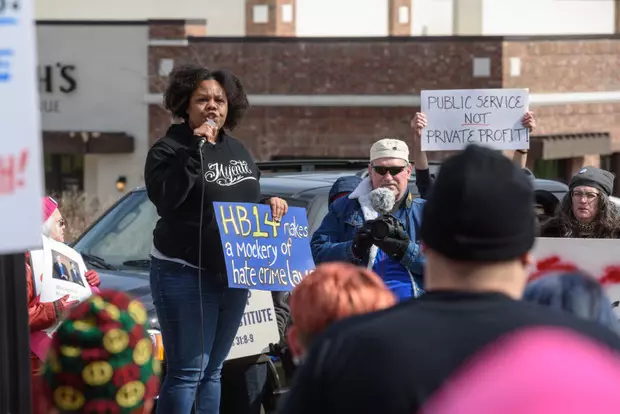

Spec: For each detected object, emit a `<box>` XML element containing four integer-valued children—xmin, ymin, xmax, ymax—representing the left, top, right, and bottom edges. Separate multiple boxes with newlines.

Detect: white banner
<box><xmin>225</xmin><ymin>290</ymin><xmax>281</xmax><ymax>360</ymax></box>
<box><xmin>0</xmin><ymin>0</ymin><xmax>45</xmax><ymax>253</ymax></box>
<box><xmin>30</xmin><ymin>236</ymin><xmax>92</xmax><ymax>336</ymax></box>
<box><xmin>421</xmin><ymin>88</ymin><xmax>529</xmax><ymax>152</ymax></box>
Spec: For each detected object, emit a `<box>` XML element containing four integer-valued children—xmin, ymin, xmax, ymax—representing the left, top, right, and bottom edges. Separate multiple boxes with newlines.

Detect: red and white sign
<box><xmin>0</xmin><ymin>0</ymin><xmax>45</xmax><ymax>253</ymax></box>
<box><xmin>531</xmin><ymin>238</ymin><xmax>620</xmax><ymax>306</ymax></box>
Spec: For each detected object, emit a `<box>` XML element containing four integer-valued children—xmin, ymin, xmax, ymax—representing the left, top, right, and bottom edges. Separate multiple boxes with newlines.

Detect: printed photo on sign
<box><xmin>226</xmin><ymin>290</ymin><xmax>280</xmax><ymax>360</ymax></box>
<box><xmin>30</xmin><ymin>235</ymin><xmax>92</xmax><ymax>336</ymax></box>
<box><xmin>51</xmin><ymin>251</ymin><xmax>85</xmax><ymax>287</ymax></box>
<box><xmin>214</xmin><ymin>202</ymin><xmax>315</xmax><ymax>291</ymax></box>
<box><xmin>421</xmin><ymin>88</ymin><xmax>529</xmax><ymax>152</ymax></box>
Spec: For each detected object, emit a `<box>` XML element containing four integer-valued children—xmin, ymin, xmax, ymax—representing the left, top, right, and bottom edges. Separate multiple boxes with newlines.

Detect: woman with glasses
<box><xmin>541</xmin><ymin>167</ymin><xmax>620</xmax><ymax>238</ymax></box>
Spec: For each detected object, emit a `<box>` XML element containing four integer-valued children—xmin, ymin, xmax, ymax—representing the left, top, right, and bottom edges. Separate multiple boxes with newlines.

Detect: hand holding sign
<box><xmin>266</xmin><ymin>197</ymin><xmax>288</xmax><ymax>222</ymax></box>
<box><xmin>214</xmin><ymin>202</ymin><xmax>315</xmax><ymax>291</ymax></box>
<box><xmin>55</xmin><ymin>294</ymin><xmax>79</xmax><ymax>315</ymax></box>
<box><xmin>522</xmin><ymin>111</ymin><xmax>536</xmax><ymax>133</ymax></box>
<box><xmin>410</xmin><ymin>112</ymin><xmax>427</xmax><ymax>140</ymax></box>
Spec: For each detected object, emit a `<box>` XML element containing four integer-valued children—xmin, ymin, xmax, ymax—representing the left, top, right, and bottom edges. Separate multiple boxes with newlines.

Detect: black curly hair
<box><xmin>163</xmin><ymin>63</ymin><xmax>249</xmax><ymax>131</ymax></box>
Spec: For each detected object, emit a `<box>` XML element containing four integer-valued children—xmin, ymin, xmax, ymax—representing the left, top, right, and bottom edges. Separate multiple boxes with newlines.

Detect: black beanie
<box><xmin>569</xmin><ymin>166</ymin><xmax>615</xmax><ymax>196</ymax></box>
<box><xmin>421</xmin><ymin>144</ymin><xmax>536</xmax><ymax>262</ymax></box>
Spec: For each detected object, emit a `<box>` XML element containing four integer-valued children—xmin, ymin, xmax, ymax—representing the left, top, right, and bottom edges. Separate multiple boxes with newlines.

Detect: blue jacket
<box><xmin>329</xmin><ymin>176</ymin><xmax>364</xmax><ymax>204</ymax></box>
<box><xmin>311</xmin><ymin>184</ymin><xmax>426</xmax><ymax>284</ymax></box>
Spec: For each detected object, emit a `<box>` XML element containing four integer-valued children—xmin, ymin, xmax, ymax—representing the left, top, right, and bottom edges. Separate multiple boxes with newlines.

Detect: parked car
<box><xmin>70</xmin><ymin>159</ymin><xmax>569</xmax><ymax>410</ymax></box>
<box><xmin>71</xmin><ymin>160</ymin><xmax>396</xmax><ymax>411</ymax></box>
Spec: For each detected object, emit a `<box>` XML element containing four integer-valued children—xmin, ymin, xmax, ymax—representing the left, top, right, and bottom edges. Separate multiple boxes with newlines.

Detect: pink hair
<box><xmin>290</xmin><ymin>262</ymin><xmax>397</xmax><ymax>340</ymax></box>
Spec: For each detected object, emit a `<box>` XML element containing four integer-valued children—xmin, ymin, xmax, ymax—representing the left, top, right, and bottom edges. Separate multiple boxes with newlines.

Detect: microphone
<box><xmin>198</xmin><ymin>119</ymin><xmax>218</xmax><ymax>149</ymax></box>
<box><xmin>370</xmin><ymin>187</ymin><xmax>396</xmax><ymax>216</ymax></box>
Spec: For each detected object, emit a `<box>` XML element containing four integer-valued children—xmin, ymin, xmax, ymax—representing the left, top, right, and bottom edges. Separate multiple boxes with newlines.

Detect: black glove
<box><xmin>352</xmin><ymin>224</ymin><xmax>374</xmax><ymax>260</ymax></box>
<box><xmin>373</xmin><ymin>227</ymin><xmax>410</xmax><ymax>261</ymax></box>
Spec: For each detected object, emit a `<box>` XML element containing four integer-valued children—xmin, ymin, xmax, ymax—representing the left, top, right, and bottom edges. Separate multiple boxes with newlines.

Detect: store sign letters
<box><xmin>38</xmin><ymin>62</ymin><xmax>77</xmax><ymax>114</ymax></box>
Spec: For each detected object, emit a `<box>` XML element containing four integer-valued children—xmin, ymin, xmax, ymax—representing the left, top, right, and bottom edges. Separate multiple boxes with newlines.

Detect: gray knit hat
<box><xmin>569</xmin><ymin>167</ymin><xmax>615</xmax><ymax>196</ymax></box>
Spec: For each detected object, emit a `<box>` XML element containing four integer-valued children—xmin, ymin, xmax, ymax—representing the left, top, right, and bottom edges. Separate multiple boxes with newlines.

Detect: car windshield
<box><xmin>308</xmin><ymin>194</ymin><xmax>329</xmax><ymax>236</ymax></box>
<box><xmin>73</xmin><ymin>191</ymin><xmax>158</xmax><ymax>271</ymax></box>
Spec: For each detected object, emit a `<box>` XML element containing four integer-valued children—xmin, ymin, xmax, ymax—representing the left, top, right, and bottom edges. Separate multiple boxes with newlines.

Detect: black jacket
<box><xmin>279</xmin><ymin>291</ymin><xmax>620</xmax><ymax>414</ymax></box>
<box><xmin>144</xmin><ymin>122</ymin><xmax>261</xmax><ymax>274</ymax></box>
<box><xmin>414</xmin><ymin>168</ymin><xmax>433</xmax><ymax>199</ymax></box>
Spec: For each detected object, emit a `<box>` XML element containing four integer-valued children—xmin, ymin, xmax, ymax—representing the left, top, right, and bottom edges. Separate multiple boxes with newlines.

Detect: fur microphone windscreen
<box><xmin>370</xmin><ymin>187</ymin><xmax>396</xmax><ymax>216</ymax></box>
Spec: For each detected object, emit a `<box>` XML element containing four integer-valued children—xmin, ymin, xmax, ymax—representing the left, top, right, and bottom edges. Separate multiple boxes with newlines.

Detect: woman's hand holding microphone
<box><xmin>193</xmin><ymin>119</ymin><xmax>219</xmax><ymax>146</ymax></box>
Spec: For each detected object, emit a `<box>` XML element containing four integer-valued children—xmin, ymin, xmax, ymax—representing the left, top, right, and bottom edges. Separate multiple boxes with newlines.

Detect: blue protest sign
<box><xmin>213</xmin><ymin>202</ymin><xmax>315</xmax><ymax>291</ymax></box>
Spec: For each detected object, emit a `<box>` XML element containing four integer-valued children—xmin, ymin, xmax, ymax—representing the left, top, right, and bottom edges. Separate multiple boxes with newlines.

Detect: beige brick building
<box><xmin>148</xmin><ymin>20</ymin><xmax>620</xmax><ymax>191</ymax></box>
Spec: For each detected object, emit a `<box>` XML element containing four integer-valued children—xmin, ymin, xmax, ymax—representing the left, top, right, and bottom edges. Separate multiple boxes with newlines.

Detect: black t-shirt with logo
<box><xmin>145</xmin><ymin>122</ymin><xmax>261</xmax><ymax>274</ymax></box>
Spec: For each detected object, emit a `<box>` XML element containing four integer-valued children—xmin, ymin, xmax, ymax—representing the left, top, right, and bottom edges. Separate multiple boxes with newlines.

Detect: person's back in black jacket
<box><xmin>278</xmin><ymin>292</ymin><xmax>620</xmax><ymax>414</ymax></box>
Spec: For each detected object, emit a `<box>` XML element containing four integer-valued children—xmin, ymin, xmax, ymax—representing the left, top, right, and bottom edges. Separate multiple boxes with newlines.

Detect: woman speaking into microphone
<box><xmin>144</xmin><ymin>64</ymin><xmax>288</xmax><ymax>414</ymax></box>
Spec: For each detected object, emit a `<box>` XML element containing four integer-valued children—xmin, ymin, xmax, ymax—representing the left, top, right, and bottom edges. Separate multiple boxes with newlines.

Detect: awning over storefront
<box><xmin>530</xmin><ymin>132</ymin><xmax>611</xmax><ymax>160</ymax></box>
<box><xmin>43</xmin><ymin>131</ymin><xmax>134</xmax><ymax>154</ymax></box>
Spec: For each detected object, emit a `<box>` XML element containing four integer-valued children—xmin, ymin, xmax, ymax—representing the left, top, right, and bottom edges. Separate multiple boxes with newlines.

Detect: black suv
<box><xmin>71</xmin><ymin>160</ymin><xmax>569</xmax><ymax>410</ymax></box>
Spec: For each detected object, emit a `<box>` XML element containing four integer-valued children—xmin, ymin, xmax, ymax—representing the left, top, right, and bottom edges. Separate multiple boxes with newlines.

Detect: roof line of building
<box><xmin>144</xmin><ymin>90</ymin><xmax>620</xmax><ymax>107</ymax></box>
<box><xmin>32</xmin><ymin>20</ymin><xmax>620</xmax><ymax>41</ymax></box>
<box><xmin>187</xmin><ymin>34</ymin><xmax>620</xmax><ymax>43</ymax></box>
<box><xmin>36</xmin><ymin>20</ymin><xmax>150</xmax><ymax>26</ymax></box>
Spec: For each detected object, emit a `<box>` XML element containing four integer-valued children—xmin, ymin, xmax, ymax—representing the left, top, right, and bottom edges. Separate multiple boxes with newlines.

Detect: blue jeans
<box><xmin>150</xmin><ymin>257</ymin><xmax>249</xmax><ymax>414</ymax></box>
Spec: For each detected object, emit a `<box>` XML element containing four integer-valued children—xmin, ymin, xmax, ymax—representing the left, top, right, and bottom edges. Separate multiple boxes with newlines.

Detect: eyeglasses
<box><xmin>572</xmin><ymin>190</ymin><xmax>599</xmax><ymax>202</ymax></box>
<box><xmin>372</xmin><ymin>165</ymin><xmax>406</xmax><ymax>176</ymax></box>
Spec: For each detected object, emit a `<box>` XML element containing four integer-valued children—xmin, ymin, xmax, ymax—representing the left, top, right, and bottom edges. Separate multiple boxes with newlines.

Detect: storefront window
<box><xmin>533</xmin><ymin>159</ymin><xmax>563</xmax><ymax>182</ymax></box>
<box><xmin>601</xmin><ymin>155</ymin><xmax>612</xmax><ymax>171</ymax></box>
<box><xmin>44</xmin><ymin>154</ymin><xmax>84</xmax><ymax>194</ymax></box>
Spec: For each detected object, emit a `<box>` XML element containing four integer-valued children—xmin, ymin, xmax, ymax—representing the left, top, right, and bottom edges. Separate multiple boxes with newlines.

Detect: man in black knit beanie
<box><xmin>279</xmin><ymin>144</ymin><xmax>620</xmax><ymax>414</ymax></box>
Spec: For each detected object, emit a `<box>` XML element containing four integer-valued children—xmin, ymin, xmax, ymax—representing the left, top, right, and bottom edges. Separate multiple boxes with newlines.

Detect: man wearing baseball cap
<box><xmin>311</xmin><ymin>138</ymin><xmax>425</xmax><ymax>301</ymax></box>
<box><xmin>281</xmin><ymin>145</ymin><xmax>620</xmax><ymax>414</ymax></box>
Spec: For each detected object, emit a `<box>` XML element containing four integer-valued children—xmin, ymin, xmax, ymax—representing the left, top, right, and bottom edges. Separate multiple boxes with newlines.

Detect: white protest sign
<box><xmin>29</xmin><ymin>247</ymin><xmax>45</xmax><ymax>294</ymax></box>
<box><xmin>421</xmin><ymin>89</ymin><xmax>530</xmax><ymax>152</ymax></box>
<box><xmin>225</xmin><ymin>290</ymin><xmax>281</xmax><ymax>360</ymax></box>
<box><xmin>531</xmin><ymin>238</ymin><xmax>620</xmax><ymax>311</ymax></box>
<box><xmin>30</xmin><ymin>236</ymin><xmax>92</xmax><ymax>336</ymax></box>
<box><xmin>0</xmin><ymin>0</ymin><xmax>45</xmax><ymax>253</ymax></box>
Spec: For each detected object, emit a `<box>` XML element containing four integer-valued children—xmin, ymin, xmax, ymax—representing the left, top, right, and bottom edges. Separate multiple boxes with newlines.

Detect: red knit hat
<box><xmin>43</xmin><ymin>196</ymin><xmax>58</xmax><ymax>222</ymax></box>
